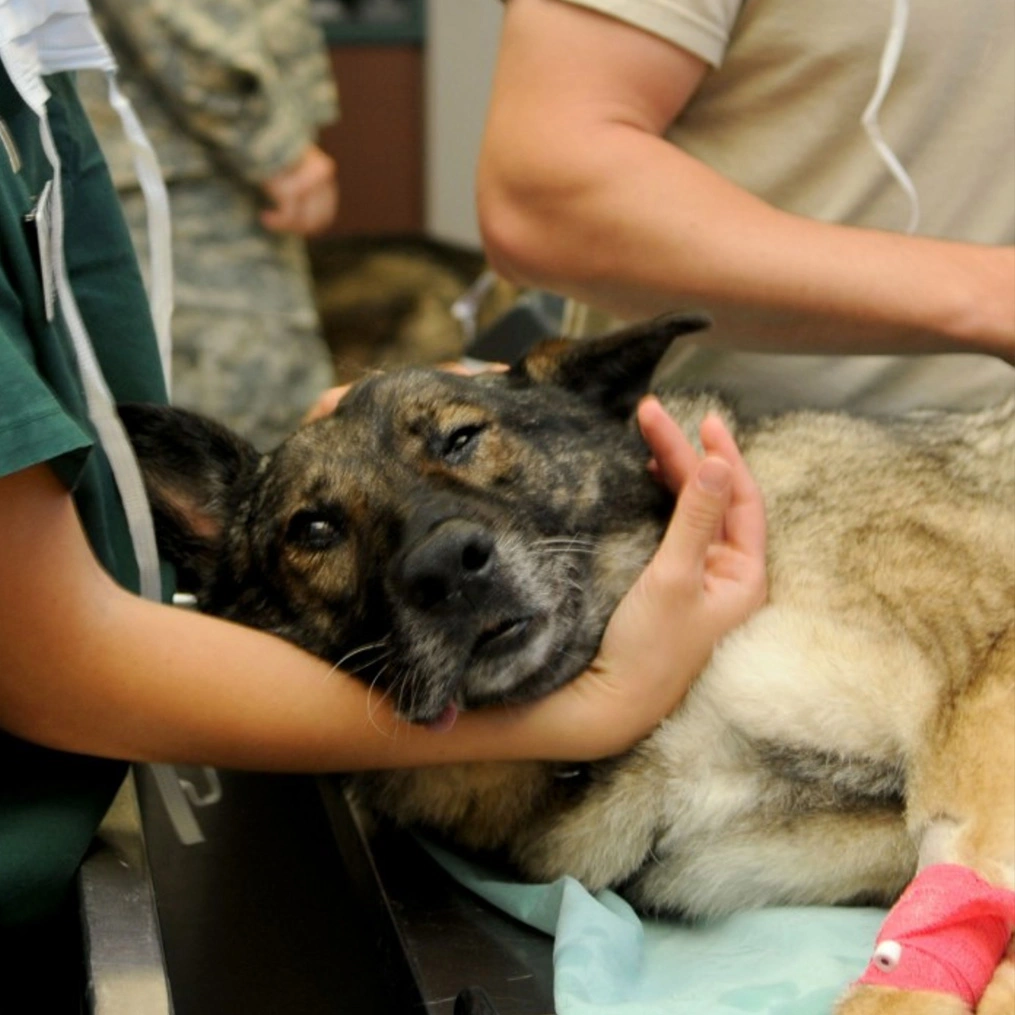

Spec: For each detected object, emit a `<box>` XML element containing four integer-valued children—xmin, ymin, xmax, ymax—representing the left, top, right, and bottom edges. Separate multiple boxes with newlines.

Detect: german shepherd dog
<box><xmin>122</xmin><ymin>317</ymin><xmax>1015</xmax><ymax>1014</ymax></box>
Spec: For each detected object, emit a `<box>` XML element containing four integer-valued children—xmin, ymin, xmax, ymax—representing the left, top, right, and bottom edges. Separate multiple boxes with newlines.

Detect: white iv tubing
<box><xmin>862</xmin><ymin>0</ymin><xmax>921</xmax><ymax>234</ymax></box>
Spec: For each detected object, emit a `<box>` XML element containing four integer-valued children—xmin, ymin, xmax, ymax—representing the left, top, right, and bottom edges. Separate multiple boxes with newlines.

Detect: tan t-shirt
<box><xmin>559</xmin><ymin>0</ymin><xmax>1015</xmax><ymax>415</ymax></box>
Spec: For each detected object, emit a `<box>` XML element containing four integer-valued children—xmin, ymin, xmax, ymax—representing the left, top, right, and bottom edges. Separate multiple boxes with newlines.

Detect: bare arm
<box><xmin>478</xmin><ymin>0</ymin><xmax>1015</xmax><ymax>363</ymax></box>
<box><xmin>0</xmin><ymin>412</ymin><xmax>763</xmax><ymax>769</ymax></box>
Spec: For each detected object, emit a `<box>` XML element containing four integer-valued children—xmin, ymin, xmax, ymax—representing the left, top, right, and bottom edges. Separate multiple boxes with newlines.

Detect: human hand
<box><xmin>302</xmin><ymin>383</ymin><xmax>350</xmax><ymax>424</ymax></box>
<box><xmin>538</xmin><ymin>397</ymin><xmax>767</xmax><ymax>760</ymax></box>
<box><xmin>260</xmin><ymin>144</ymin><xmax>339</xmax><ymax>236</ymax></box>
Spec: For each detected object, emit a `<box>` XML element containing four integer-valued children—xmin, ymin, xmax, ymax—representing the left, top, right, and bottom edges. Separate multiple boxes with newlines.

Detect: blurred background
<box><xmin>306</xmin><ymin>0</ymin><xmax>515</xmax><ymax>382</ymax></box>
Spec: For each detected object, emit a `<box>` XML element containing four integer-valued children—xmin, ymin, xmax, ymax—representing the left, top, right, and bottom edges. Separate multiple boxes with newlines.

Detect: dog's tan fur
<box><xmin>123</xmin><ymin>317</ymin><xmax>1015</xmax><ymax>1013</ymax></box>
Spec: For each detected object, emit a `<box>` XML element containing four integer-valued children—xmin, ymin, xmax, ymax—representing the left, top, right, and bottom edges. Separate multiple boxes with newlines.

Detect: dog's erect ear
<box><xmin>118</xmin><ymin>403</ymin><xmax>260</xmax><ymax>590</ymax></box>
<box><xmin>512</xmin><ymin>313</ymin><xmax>709</xmax><ymax>418</ymax></box>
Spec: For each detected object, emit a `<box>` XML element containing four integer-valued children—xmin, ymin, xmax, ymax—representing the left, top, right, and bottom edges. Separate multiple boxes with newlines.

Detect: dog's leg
<box><xmin>976</xmin><ymin>938</ymin><xmax>1014</xmax><ymax>1015</ymax></box>
<box><xmin>837</xmin><ymin>628</ymin><xmax>1015</xmax><ymax>1015</ymax></box>
<box><xmin>517</xmin><ymin>748</ymin><xmax>918</xmax><ymax>917</ymax></box>
<box><xmin>629</xmin><ymin>806</ymin><xmax>915</xmax><ymax>918</ymax></box>
<box><xmin>511</xmin><ymin>752</ymin><xmax>666</xmax><ymax>893</ymax></box>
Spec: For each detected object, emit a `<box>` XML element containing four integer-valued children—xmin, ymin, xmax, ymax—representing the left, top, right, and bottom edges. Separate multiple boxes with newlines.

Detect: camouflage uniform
<box><xmin>79</xmin><ymin>0</ymin><xmax>339</xmax><ymax>449</ymax></box>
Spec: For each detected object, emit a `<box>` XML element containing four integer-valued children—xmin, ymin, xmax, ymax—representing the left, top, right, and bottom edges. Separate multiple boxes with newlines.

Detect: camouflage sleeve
<box><xmin>94</xmin><ymin>0</ymin><xmax>339</xmax><ymax>186</ymax></box>
<box><xmin>260</xmin><ymin>0</ymin><xmax>341</xmax><ymax>131</ymax></box>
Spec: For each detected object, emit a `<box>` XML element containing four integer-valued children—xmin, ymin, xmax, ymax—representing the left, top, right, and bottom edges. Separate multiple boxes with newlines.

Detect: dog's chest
<box><xmin>641</xmin><ymin>603</ymin><xmax>930</xmax><ymax>838</ymax></box>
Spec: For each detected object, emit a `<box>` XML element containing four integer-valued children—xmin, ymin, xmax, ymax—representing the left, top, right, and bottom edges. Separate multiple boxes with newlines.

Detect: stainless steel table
<box><xmin>89</xmin><ymin>767</ymin><xmax>555</xmax><ymax>1014</ymax></box>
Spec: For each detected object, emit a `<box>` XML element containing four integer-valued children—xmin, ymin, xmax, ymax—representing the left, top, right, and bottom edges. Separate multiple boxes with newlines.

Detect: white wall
<box><xmin>424</xmin><ymin>0</ymin><xmax>503</xmax><ymax>248</ymax></box>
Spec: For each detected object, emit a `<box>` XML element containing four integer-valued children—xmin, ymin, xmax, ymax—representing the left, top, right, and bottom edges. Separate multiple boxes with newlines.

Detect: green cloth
<box><xmin>424</xmin><ymin>839</ymin><xmax>886</xmax><ymax>1014</ymax></box>
<box><xmin>0</xmin><ymin>65</ymin><xmax>168</xmax><ymax>926</ymax></box>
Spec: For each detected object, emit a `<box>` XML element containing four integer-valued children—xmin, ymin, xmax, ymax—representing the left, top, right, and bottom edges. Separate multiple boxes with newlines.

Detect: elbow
<box><xmin>0</xmin><ymin>695</ymin><xmax>83</xmax><ymax>758</ymax></box>
<box><xmin>477</xmin><ymin>145</ymin><xmax>603</xmax><ymax>294</ymax></box>
<box><xmin>477</xmin><ymin>172</ymin><xmax>554</xmax><ymax>290</ymax></box>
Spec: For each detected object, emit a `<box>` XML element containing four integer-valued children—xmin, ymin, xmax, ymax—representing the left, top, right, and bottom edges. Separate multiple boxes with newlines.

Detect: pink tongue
<box><xmin>427</xmin><ymin>703</ymin><xmax>459</xmax><ymax>733</ymax></box>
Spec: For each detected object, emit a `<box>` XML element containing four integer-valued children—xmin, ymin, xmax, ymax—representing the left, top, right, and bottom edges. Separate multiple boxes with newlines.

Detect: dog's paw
<box><xmin>976</xmin><ymin>943</ymin><xmax>1014</xmax><ymax>1015</ymax></box>
<box><xmin>835</xmin><ymin>984</ymin><xmax>969</xmax><ymax>1015</ymax></box>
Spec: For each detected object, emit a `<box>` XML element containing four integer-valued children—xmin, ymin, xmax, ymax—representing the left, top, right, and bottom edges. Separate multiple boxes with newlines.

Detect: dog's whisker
<box><xmin>555</xmin><ymin>647</ymin><xmax>589</xmax><ymax>666</ymax></box>
<box><xmin>532</xmin><ymin>540</ymin><xmax>597</xmax><ymax>554</ymax></box>
<box><xmin>336</xmin><ymin>638</ymin><xmax>393</xmax><ymax>670</ymax></box>
<box><xmin>398</xmin><ymin>663</ymin><xmax>421</xmax><ymax>731</ymax></box>
<box><xmin>534</xmin><ymin>546</ymin><xmax>645</xmax><ymax>569</ymax></box>
<box><xmin>365</xmin><ymin>664</ymin><xmax>396</xmax><ymax>739</ymax></box>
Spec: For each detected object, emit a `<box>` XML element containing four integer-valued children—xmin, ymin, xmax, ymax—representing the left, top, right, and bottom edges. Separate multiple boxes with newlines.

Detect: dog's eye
<box><xmin>439</xmin><ymin>424</ymin><xmax>484</xmax><ymax>463</ymax></box>
<box><xmin>285</xmin><ymin>510</ymin><xmax>344</xmax><ymax>550</ymax></box>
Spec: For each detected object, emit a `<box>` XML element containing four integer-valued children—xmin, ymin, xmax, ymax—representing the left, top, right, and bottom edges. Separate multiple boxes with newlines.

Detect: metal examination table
<box><xmin>82</xmin><ymin>766</ymin><xmax>555</xmax><ymax>1014</ymax></box>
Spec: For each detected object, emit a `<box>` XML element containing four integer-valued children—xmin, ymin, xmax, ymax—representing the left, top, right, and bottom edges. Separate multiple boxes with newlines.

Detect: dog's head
<box><xmin>122</xmin><ymin>315</ymin><xmax>706</xmax><ymax>724</ymax></box>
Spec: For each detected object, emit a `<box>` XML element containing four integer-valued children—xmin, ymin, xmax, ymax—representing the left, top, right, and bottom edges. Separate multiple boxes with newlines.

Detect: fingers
<box><xmin>436</xmin><ymin>360</ymin><xmax>510</xmax><ymax>376</ymax></box>
<box><xmin>260</xmin><ymin>183</ymin><xmax>338</xmax><ymax>234</ymax></box>
<box><xmin>639</xmin><ymin>399</ymin><xmax>766</xmax><ymax>583</ymax></box>
<box><xmin>638</xmin><ymin>397</ymin><xmax>730</xmax><ymax>562</ymax></box>
<box><xmin>259</xmin><ymin>168</ymin><xmax>305</xmax><ymax>232</ymax></box>
<box><xmin>656</xmin><ymin>454</ymin><xmax>734</xmax><ymax>581</ymax></box>
<box><xmin>699</xmin><ymin>413</ymin><xmax>766</xmax><ymax>559</ymax></box>
<box><xmin>637</xmin><ymin>396</ymin><xmax>700</xmax><ymax>492</ymax></box>
<box><xmin>260</xmin><ymin>146</ymin><xmax>339</xmax><ymax>235</ymax></box>
<box><xmin>302</xmin><ymin>384</ymin><xmax>350</xmax><ymax>424</ymax></box>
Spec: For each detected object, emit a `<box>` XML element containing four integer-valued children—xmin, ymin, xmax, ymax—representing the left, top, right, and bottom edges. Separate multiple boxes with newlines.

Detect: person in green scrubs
<box><xmin>0</xmin><ymin>34</ymin><xmax>766</xmax><ymax>1002</ymax></box>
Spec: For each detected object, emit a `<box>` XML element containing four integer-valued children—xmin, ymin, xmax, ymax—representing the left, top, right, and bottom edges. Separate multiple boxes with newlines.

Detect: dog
<box><xmin>122</xmin><ymin>316</ymin><xmax>1015</xmax><ymax>1014</ymax></box>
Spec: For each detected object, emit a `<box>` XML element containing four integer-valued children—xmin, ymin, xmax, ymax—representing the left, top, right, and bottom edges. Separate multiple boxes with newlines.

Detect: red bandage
<box><xmin>856</xmin><ymin>864</ymin><xmax>1015</xmax><ymax>1008</ymax></box>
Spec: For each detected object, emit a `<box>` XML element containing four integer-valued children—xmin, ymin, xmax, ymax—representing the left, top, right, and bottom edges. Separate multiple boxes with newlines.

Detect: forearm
<box><xmin>8</xmin><ymin>575</ymin><xmax>688</xmax><ymax>770</ymax></box>
<box><xmin>1</xmin><ymin>405</ymin><xmax>765</xmax><ymax>772</ymax></box>
<box><xmin>479</xmin><ymin>122</ymin><xmax>1015</xmax><ymax>362</ymax></box>
<box><xmin>62</xmin><ymin>589</ymin><xmax>677</xmax><ymax>767</ymax></box>
<box><xmin>0</xmin><ymin>492</ymin><xmax>517</xmax><ymax>769</ymax></box>
<box><xmin>0</xmin><ymin>466</ymin><xmax>655</xmax><ymax>770</ymax></box>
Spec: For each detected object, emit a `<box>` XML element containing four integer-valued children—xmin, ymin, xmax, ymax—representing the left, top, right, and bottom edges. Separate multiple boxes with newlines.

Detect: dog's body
<box><xmin>123</xmin><ymin>317</ymin><xmax>1015</xmax><ymax>1013</ymax></box>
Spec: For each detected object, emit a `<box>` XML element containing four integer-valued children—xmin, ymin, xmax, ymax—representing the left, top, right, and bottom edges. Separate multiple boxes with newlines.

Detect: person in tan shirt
<box><xmin>479</xmin><ymin>0</ymin><xmax>1014</xmax><ymax>416</ymax></box>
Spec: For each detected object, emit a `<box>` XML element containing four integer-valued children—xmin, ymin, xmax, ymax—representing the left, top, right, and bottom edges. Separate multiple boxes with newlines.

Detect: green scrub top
<box><xmin>0</xmin><ymin>64</ymin><xmax>170</xmax><ymax>927</ymax></box>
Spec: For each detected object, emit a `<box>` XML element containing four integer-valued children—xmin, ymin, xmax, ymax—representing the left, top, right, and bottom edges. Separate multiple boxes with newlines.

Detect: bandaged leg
<box><xmin>837</xmin><ymin>631</ymin><xmax>1015</xmax><ymax>1015</ymax></box>
<box><xmin>856</xmin><ymin>864</ymin><xmax>1015</xmax><ymax>1008</ymax></box>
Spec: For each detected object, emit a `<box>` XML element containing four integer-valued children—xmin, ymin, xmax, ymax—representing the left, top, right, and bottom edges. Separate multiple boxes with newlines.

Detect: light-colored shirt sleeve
<box><xmin>558</xmin><ymin>0</ymin><xmax>744</xmax><ymax>67</ymax></box>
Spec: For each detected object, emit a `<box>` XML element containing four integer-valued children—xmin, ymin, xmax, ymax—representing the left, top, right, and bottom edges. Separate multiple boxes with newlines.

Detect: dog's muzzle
<box><xmin>399</xmin><ymin>518</ymin><xmax>496</xmax><ymax>611</ymax></box>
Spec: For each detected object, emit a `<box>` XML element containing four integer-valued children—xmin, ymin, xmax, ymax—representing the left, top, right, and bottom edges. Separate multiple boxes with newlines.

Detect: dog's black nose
<box><xmin>400</xmin><ymin>519</ymin><xmax>496</xmax><ymax>611</ymax></box>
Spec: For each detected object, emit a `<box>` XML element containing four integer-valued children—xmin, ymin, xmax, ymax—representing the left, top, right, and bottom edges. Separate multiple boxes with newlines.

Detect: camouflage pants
<box><xmin>120</xmin><ymin>177</ymin><xmax>335</xmax><ymax>450</ymax></box>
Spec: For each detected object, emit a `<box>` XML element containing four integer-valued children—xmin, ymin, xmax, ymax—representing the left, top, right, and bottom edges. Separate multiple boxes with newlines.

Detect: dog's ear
<box><xmin>118</xmin><ymin>403</ymin><xmax>260</xmax><ymax>590</ymax></box>
<box><xmin>512</xmin><ymin>313</ymin><xmax>709</xmax><ymax>417</ymax></box>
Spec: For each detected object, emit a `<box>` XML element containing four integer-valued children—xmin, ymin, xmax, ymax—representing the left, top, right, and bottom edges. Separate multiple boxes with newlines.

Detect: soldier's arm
<box><xmin>95</xmin><ymin>0</ymin><xmax>338</xmax><ymax>186</ymax></box>
<box><xmin>259</xmin><ymin>0</ymin><xmax>340</xmax><ymax>131</ymax></box>
<box><xmin>259</xmin><ymin>142</ymin><xmax>339</xmax><ymax>236</ymax></box>
<box><xmin>478</xmin><ymin>0</ymin><xmax>1015</xmax><ymax>363</ymax></box>
<box><xmin>0</xmin><ymin>412</ymin><xmax>761</xmax><ymax>769</ymax></box>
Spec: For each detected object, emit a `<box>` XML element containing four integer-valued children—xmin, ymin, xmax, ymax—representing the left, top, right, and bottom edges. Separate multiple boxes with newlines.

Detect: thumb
<box><xmin>664</xmin><ymin>455</ymin><xmax>732</xmax><ymax>569</ymax></box>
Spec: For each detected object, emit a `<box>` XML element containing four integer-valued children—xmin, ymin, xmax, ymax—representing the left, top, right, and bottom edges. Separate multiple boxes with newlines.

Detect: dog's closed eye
<box><xmin>437</xmin><ymin>423</ymin><xmax>486</xmax><ymax>464</ymax></box>
<box><xmin>284</xmin><ymin>509</ymin><xmax>345</xmax><ymax>551</ymax></box>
